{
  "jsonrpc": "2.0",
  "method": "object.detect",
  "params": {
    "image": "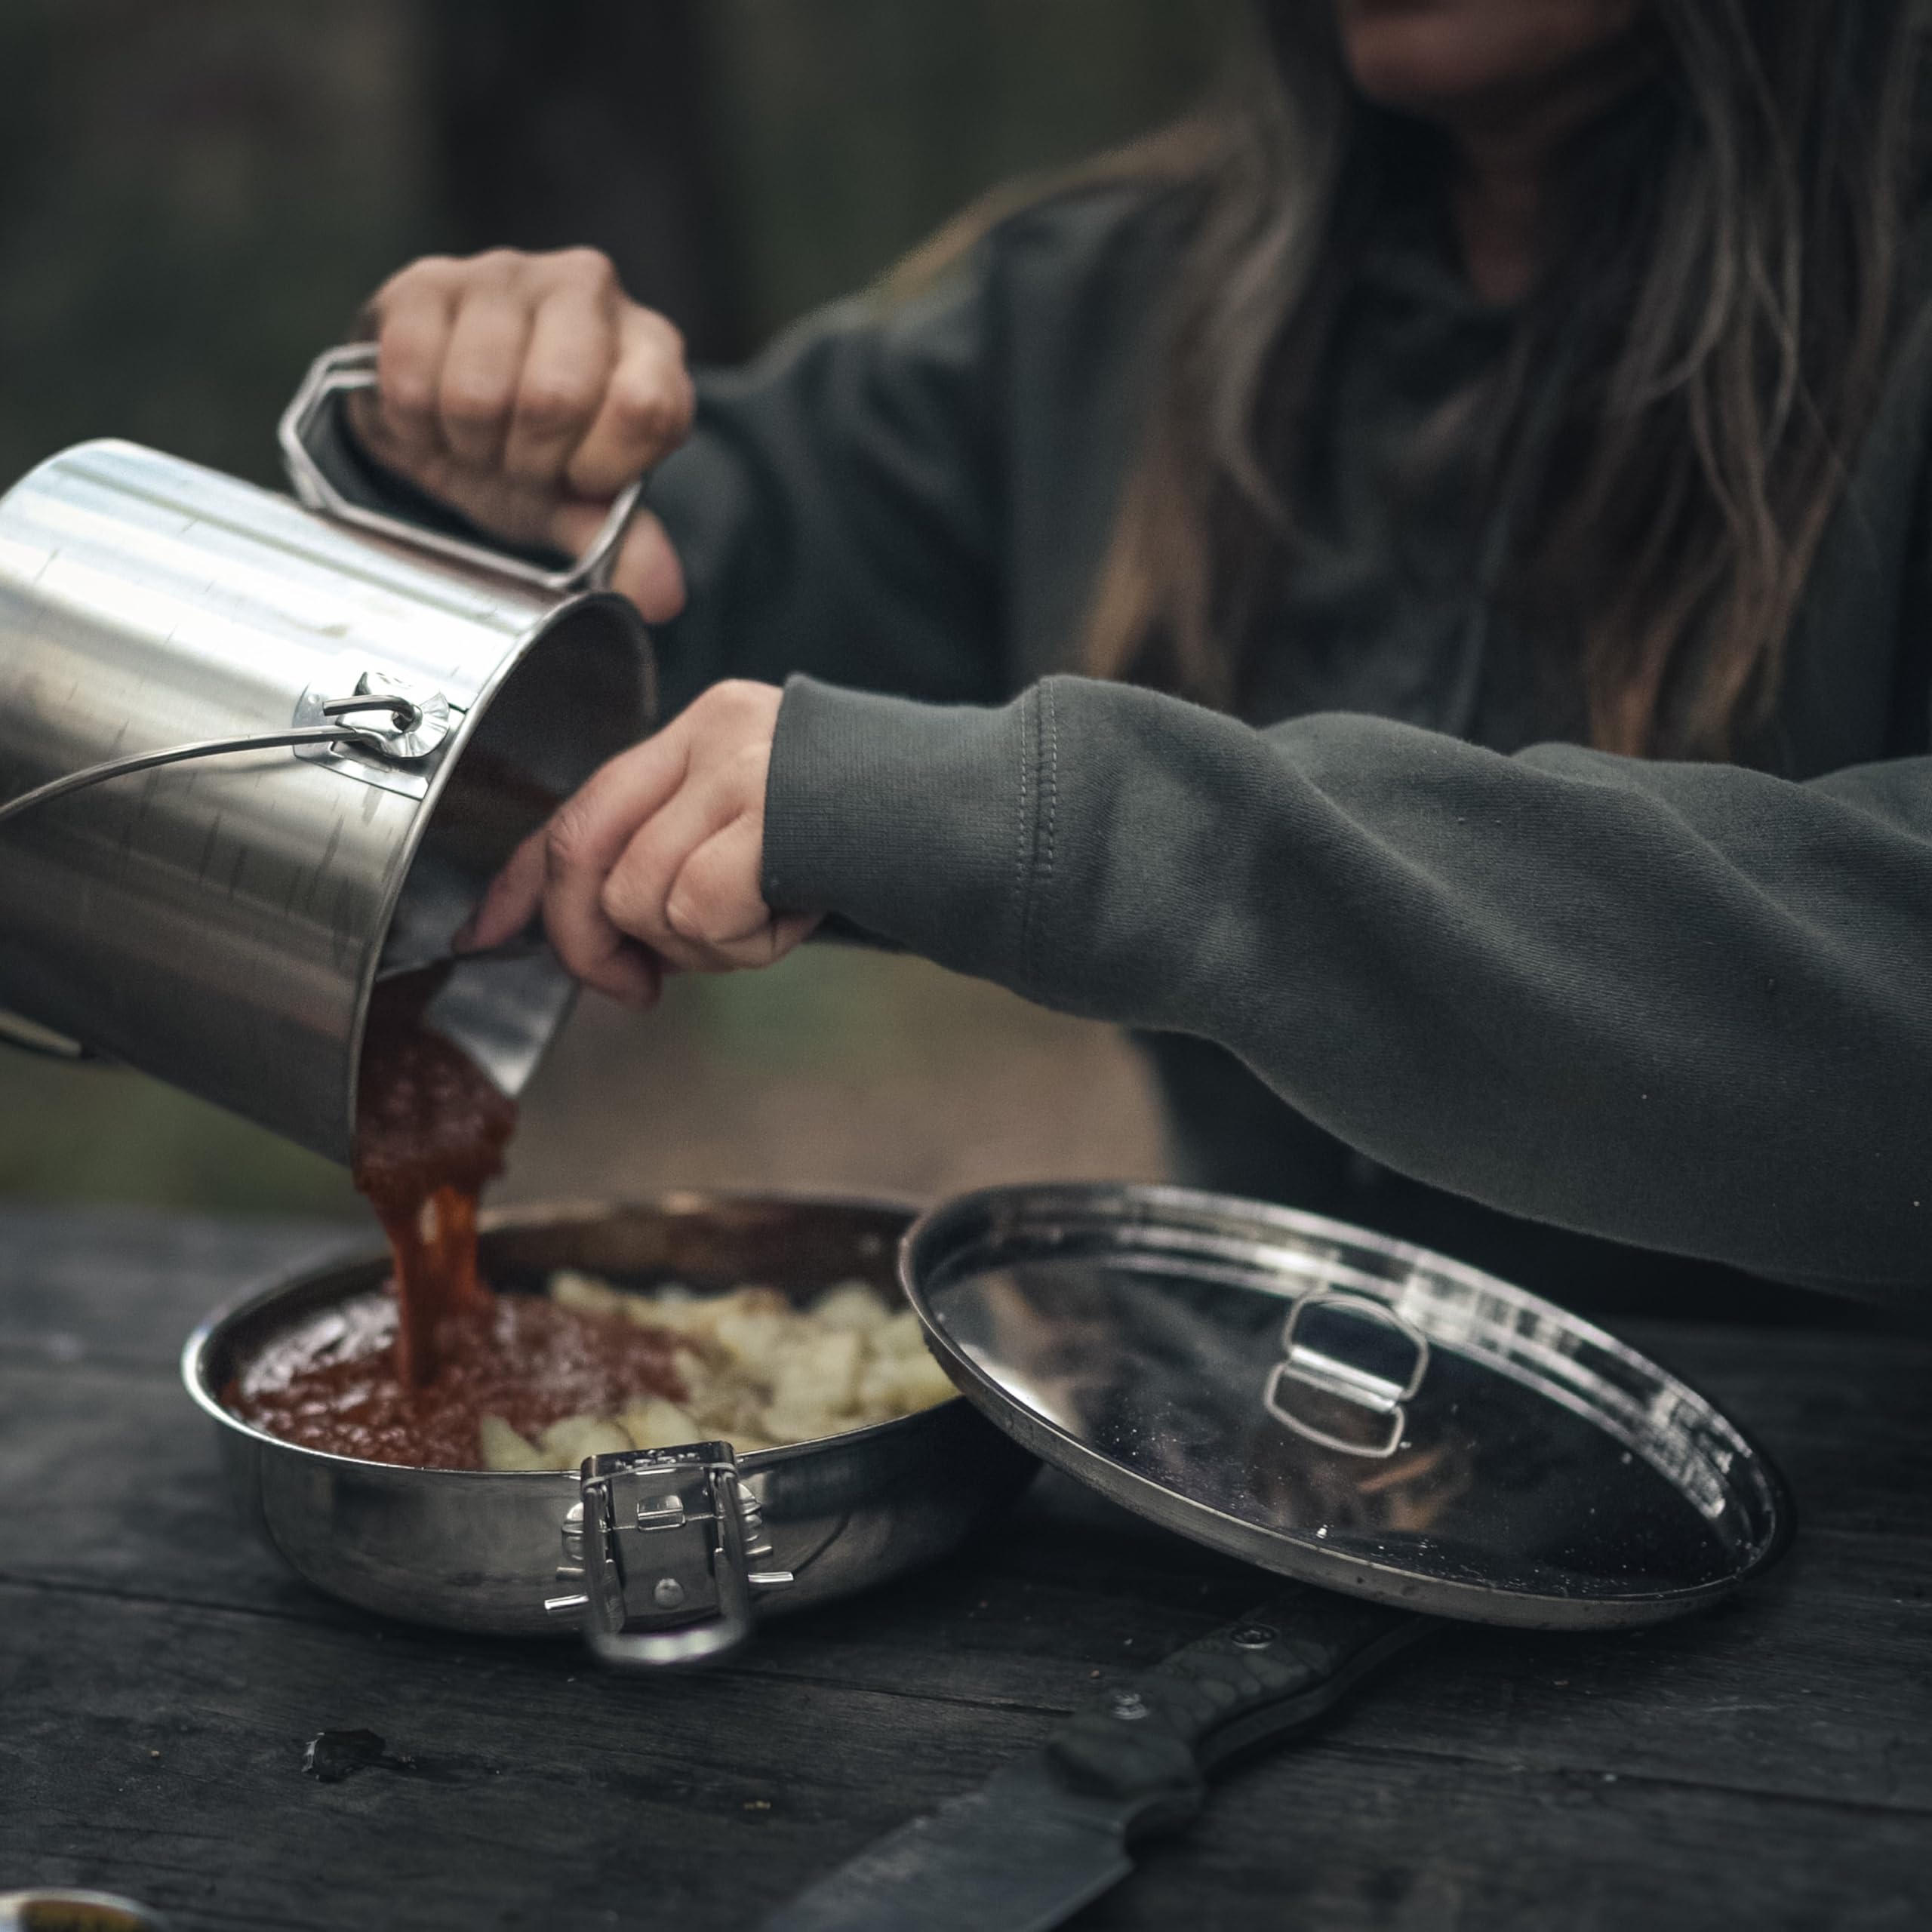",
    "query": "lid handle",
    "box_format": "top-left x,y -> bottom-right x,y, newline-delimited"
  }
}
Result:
543,1444 -> 793,1668
278,341 -> 644,595
1264,1290 -> 1431,1460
